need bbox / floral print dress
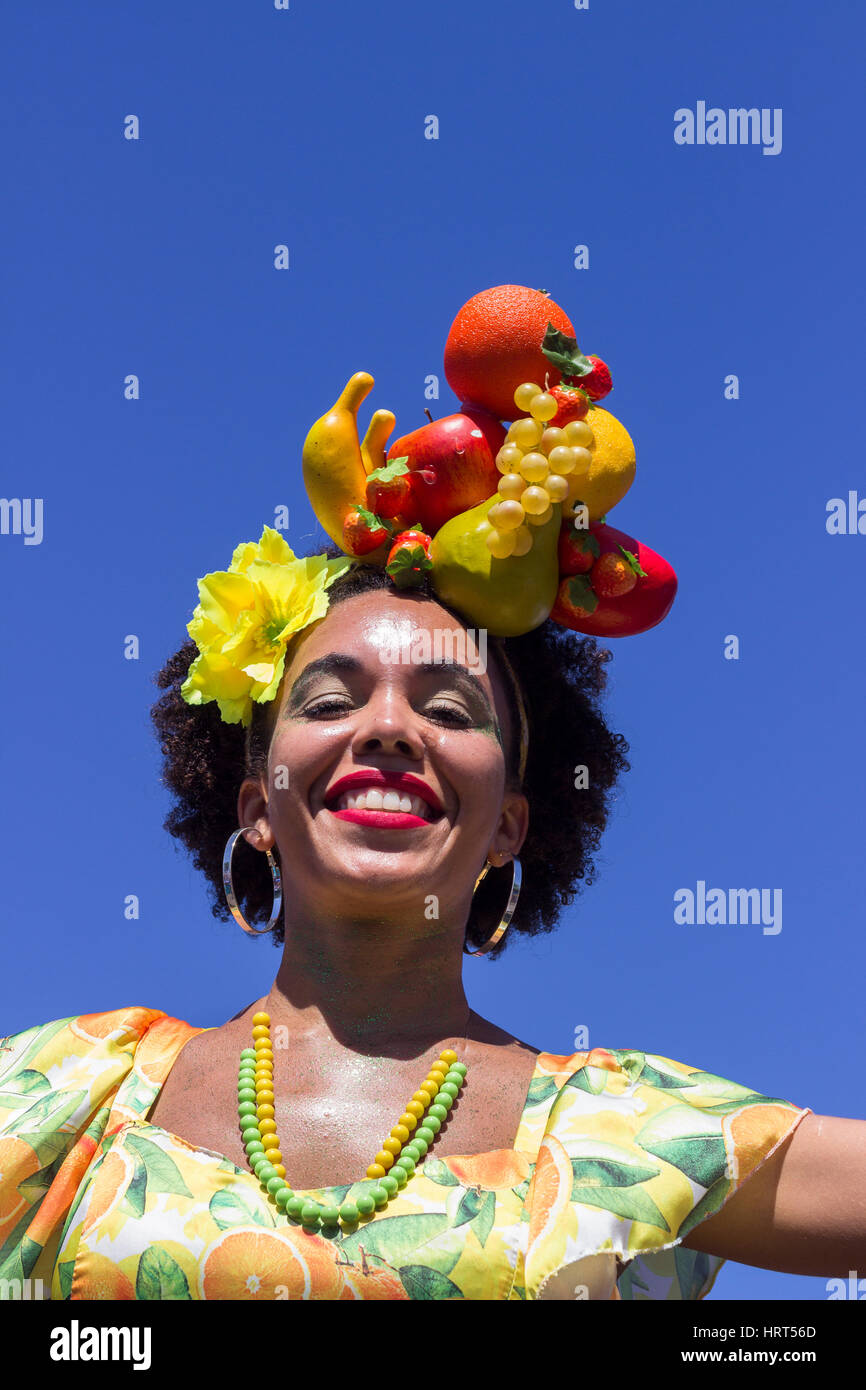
[0,1008,810,1300]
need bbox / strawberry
[558,521,600,576]
[342,505,391,556]
[365,457,413,519]
[385,528,433,589]
[549,382,591,427]
[590,547,644,598]
[574,355,612,402]
[551,523,676,638]
[541,327,612,403]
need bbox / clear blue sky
[2,1,863,1300]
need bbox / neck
[265,907,472,1055]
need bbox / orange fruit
[133,1017,202,1086]
[70,1007,160,1047]
[198,1227,347,1301]
[340,1265,409,1300]
[81,1148,135,1236]
[70,1252,136,1300]
[0,1136,41,1244]
[524,1134,573,1271]
[443,1149,532,1190]
[723,1103,800,1183]
[25,1132,98,1247]
[443,285,576,421]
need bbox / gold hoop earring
[223,827,283,936]
[464,856,522,956]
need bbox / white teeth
[334,787,432,819]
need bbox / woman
[0,552,863,1301]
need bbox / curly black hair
[150,543,630,958]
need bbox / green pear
[430,493,562,636]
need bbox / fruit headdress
[181,285,677,726]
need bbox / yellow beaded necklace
[237,1011,468,1235]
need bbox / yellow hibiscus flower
[181,526,354,726]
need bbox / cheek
[440,732,506,814]
[266,720,335,801]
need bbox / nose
[351,687,424,761]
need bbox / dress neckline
[122,1023,551,1199]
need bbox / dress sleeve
[521,1046,812,1301]
[0,1006,166,1293]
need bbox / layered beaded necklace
[237,1010,468,1235]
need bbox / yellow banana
[302,372,383,555]
[360,408,396,476]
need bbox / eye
[304,697,353,716]
[304,697,472,725]
[425,702,472,726]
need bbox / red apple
[386,407,505,536]
[551,521,677,637]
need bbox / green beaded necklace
[237,1011,468,1236]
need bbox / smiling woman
[152,551,629,958]
[3,542,862,1303]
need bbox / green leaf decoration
[566,574,599,614]
[634,1105,728,1187]
[512,1282,527,1299]
[57,1259,75,1300]
[208,1185,276,1231]
[676,1176,733,1241]
[18,1148,66,1204]
[398,1265,464,1300]
[525,1075,559,1107]
[633,1059,699,1091]
[353,503,389,533]
[0,1019,71,1081]
[674,1245,716,1301]
[419,1156,460,1187]
[568,1141,661,1188]
[564,1065,610,1096]
[27,1131,76,1171]
[452,1188,486,1228]
[14,1089,88,1135]
[701,1093,795,1115]
[570,1182,670,1232]
[617,1262,651,1298]
[617,545,647,578]
[0,1070,51,1111]
[385,543,433,589]
[367,457,410,483]
[337,1212,451,1262]
[471,1190,496,1248]
[540,324,595,379]
[610,1050,647,1084]
[125,1133,193,1198]
[639,1135,727,1189]
[135,1245,192,1300]
[120,1151,148,1220]
[0,1205,41,1273]
[511,1175,532,1204]
[572,530,601,559]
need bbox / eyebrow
[284,653,496,718]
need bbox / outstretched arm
[680,1113,866,1275]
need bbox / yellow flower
[181,526,354,726]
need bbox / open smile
[322,774,446,830]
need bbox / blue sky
[1,1,863,1300]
